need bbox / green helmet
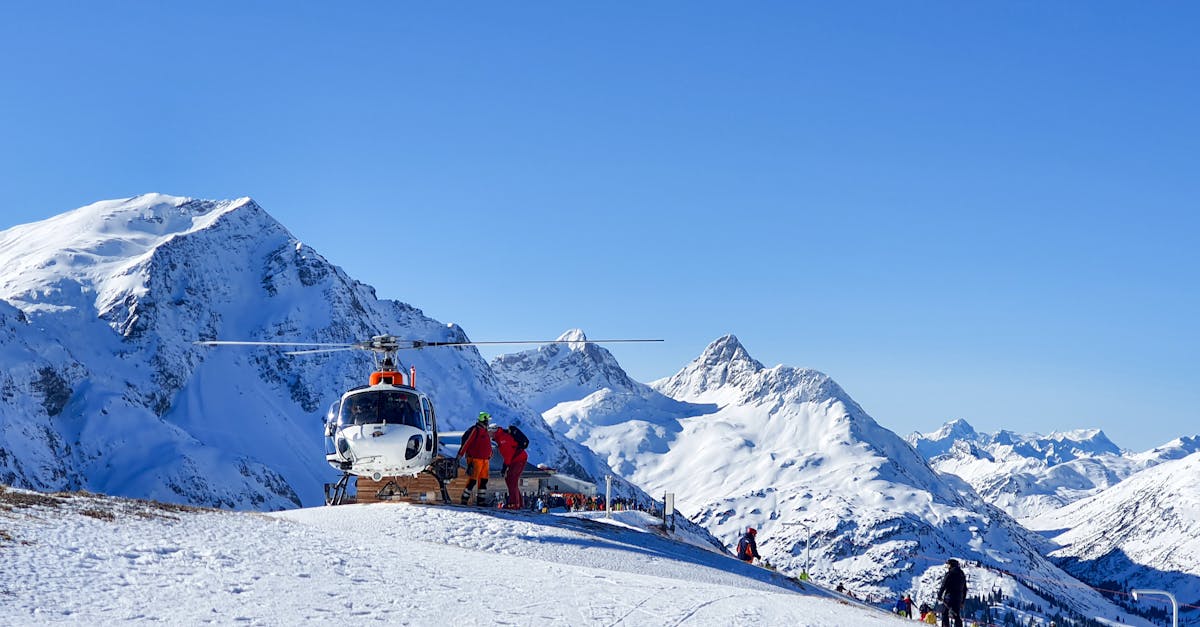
[477,411,491,424]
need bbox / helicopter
[195,332,661,505]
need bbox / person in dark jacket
[736,527,760,563]
[456,412,494,505]
[937,558,967,627]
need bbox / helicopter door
[421,396,436,452]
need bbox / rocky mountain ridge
[492,333,1145,624]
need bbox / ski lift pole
[1131,589,1177,627]
[605,475,612,519]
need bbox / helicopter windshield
[339,391,426,429]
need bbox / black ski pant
[941,602,963,627]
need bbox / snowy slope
[0,194,625,509]
[498,335,1146,624]
[0,486,904,626]
[908,420,1200,519]
[1025,452,1200,622]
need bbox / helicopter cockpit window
[339,391,426,429]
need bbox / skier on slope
[736,527,760,563]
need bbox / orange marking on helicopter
[369,371,406,386]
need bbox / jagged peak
[651,335,768,402]
[490,328,643,413]
[927,418,979,442]
[555,328,589,350]
[696,334,764,370]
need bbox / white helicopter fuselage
[325,382,437,481]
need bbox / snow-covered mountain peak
[1040,428,1121,457]
[909,419,979,459]
[556,327,589,348]
[0,193,272,317]
[651,335,768,402]
[699,334,758,366]
[934,418,978,440]
[490,328,641,414]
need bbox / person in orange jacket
[492,425,529,509]
[456,412,494,505]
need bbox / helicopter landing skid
[324,473,351,506]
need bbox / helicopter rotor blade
[197,337,662,354]
[409,338,663,349]
[195,340,357,348]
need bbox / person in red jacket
[456,412,494,505]
[736,527,760,563]
[491,425,529,509]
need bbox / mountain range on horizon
[907,418,1200,520]
[493,329,1200,623]
[2,194,1196,625]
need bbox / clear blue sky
[2,3,1196,451]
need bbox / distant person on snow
[937,558,968,627]
[456,412,494,505]
[902,594,914,618]
[492,424,529,509]
[736,527,760,563]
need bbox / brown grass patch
[80,508,116,521]
[130,498,212,514]
[0,489,65,509]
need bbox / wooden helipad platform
[355,471,464,505]
[349,457,562,506]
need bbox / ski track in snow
[0,496,899,626]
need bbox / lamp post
[1131,589,1177,627]
[783,521,812,580]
